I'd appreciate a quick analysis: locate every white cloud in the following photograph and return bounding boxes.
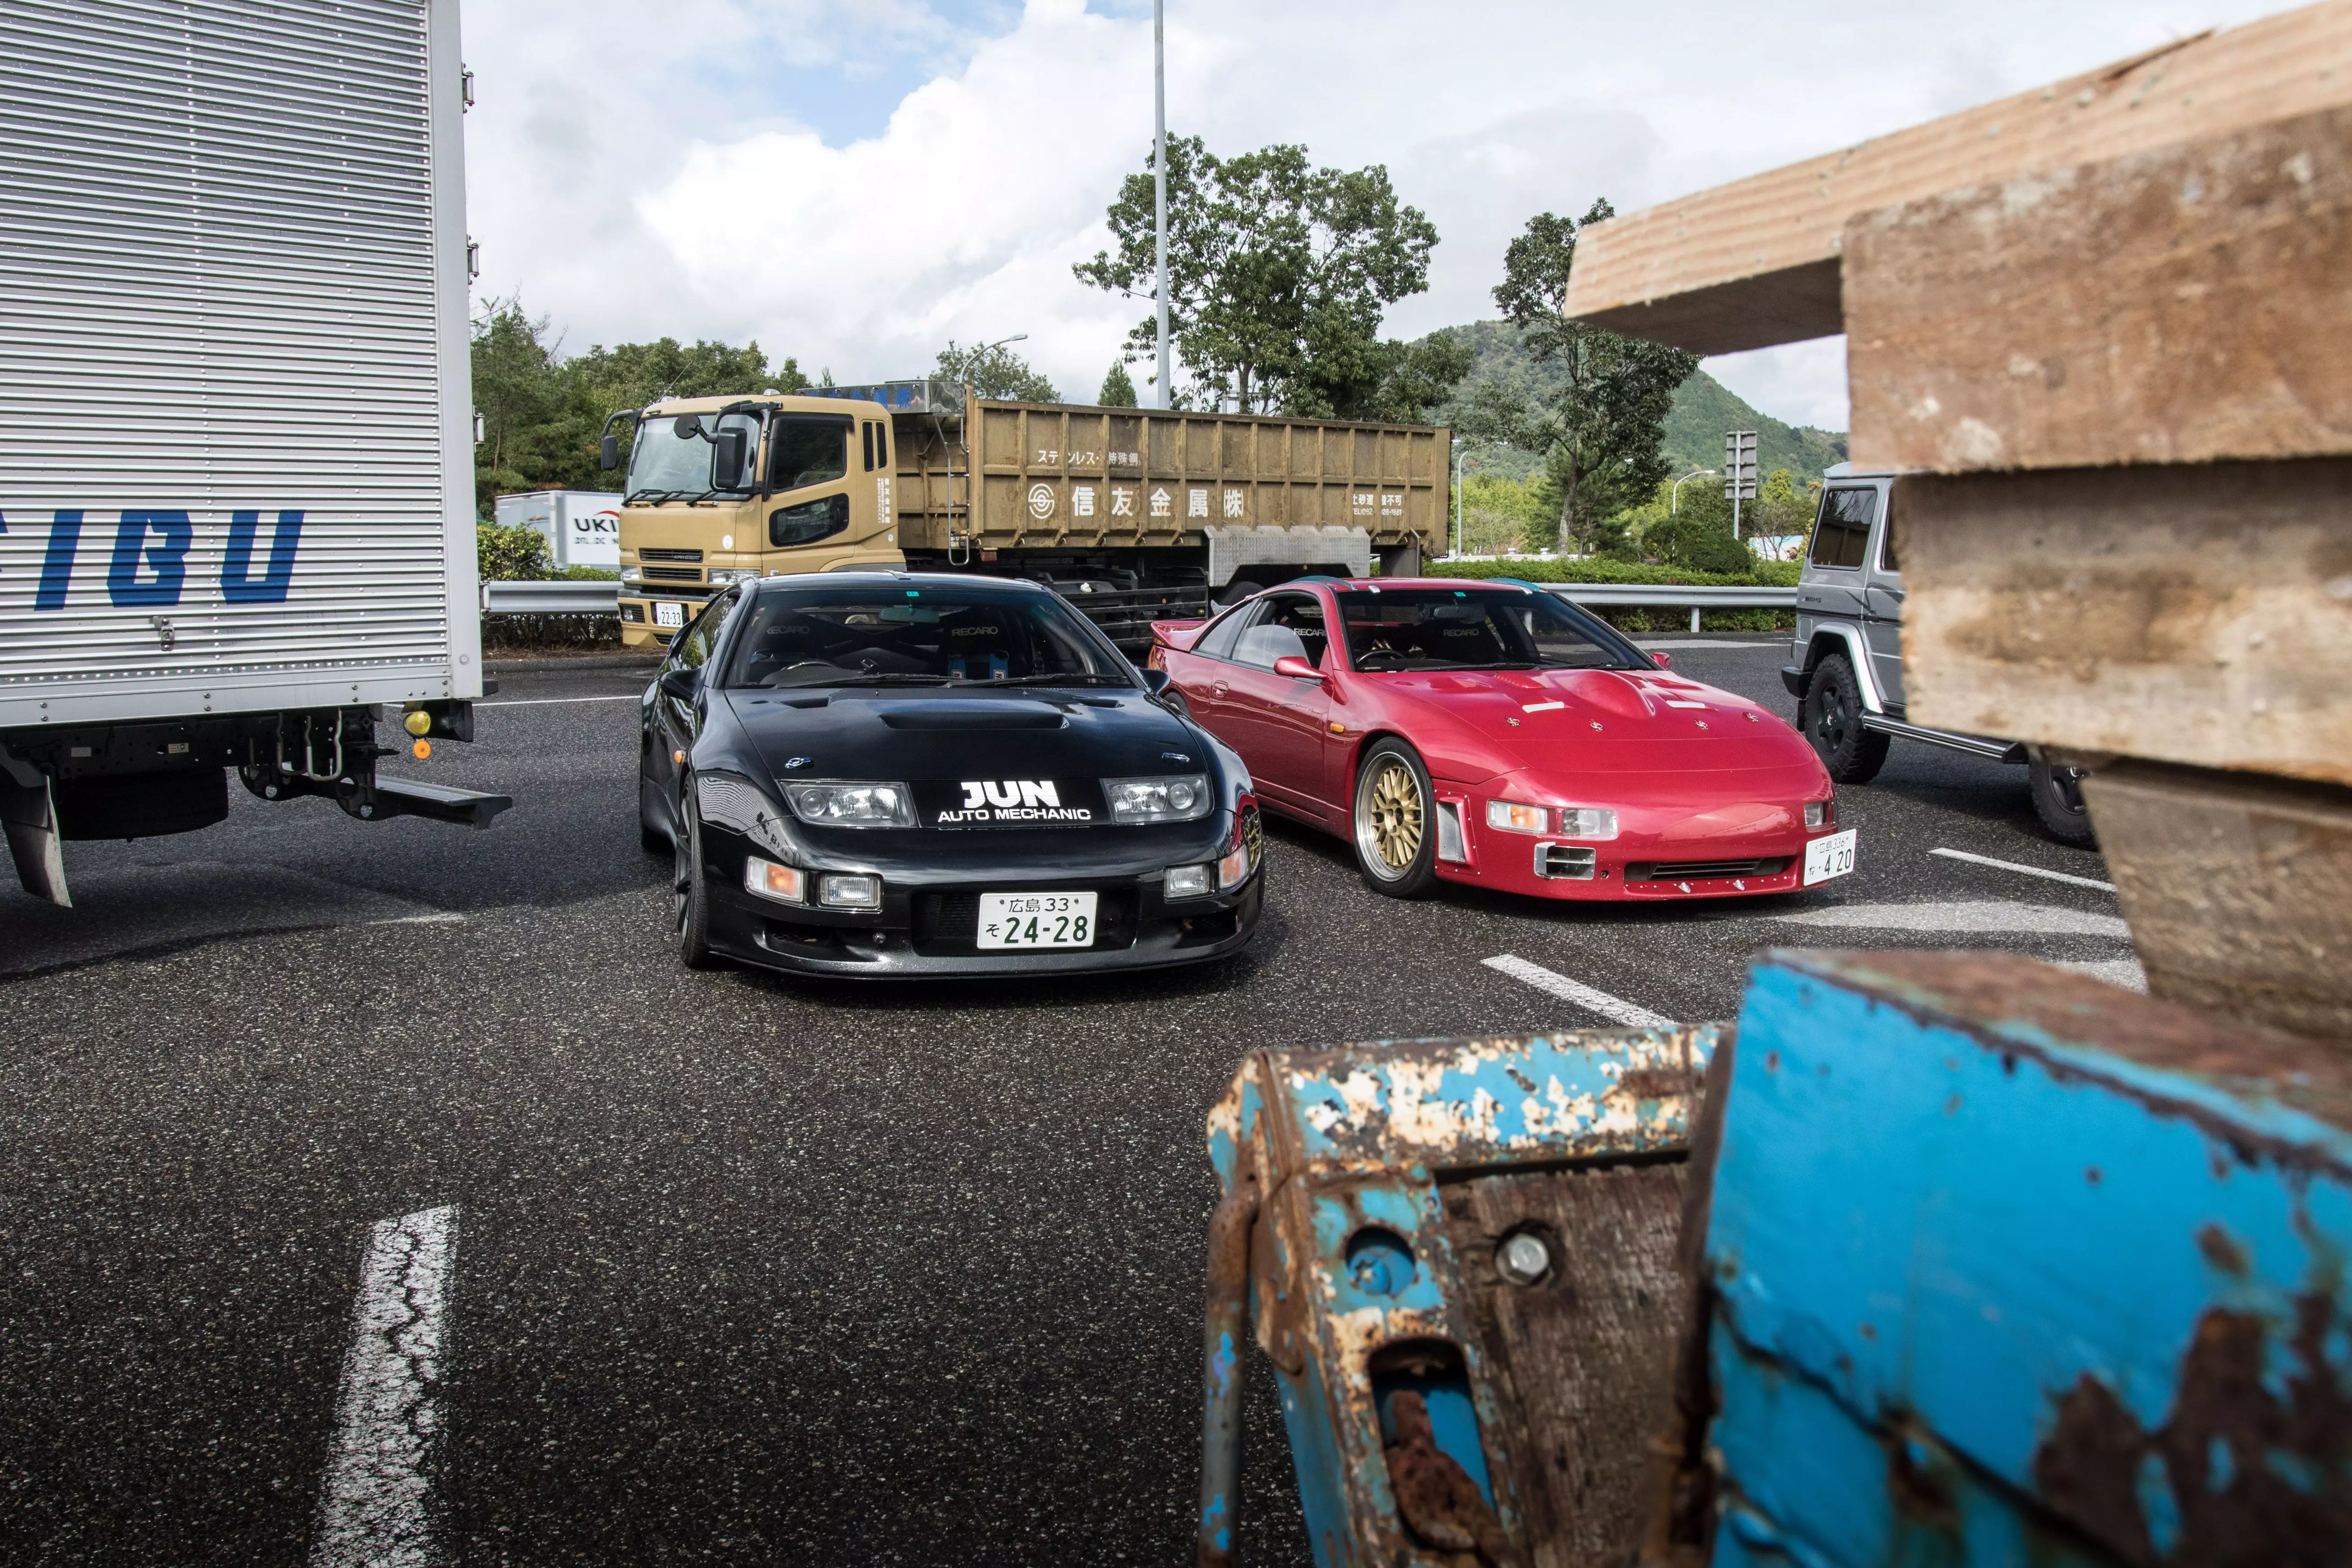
[462,0,2284,425]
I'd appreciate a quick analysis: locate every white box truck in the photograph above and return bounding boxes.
[0,0,507,907]
[495,489,623,570]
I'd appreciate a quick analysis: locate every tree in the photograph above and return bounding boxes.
[1492,203,1699,554]
[1097,361,1138,407]
[466,298,802,515]
[1074,136,1455,417]
[935,339,1059,402]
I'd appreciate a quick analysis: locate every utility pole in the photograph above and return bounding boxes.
[1724,431,1758,537]
[1153,0,1171,410]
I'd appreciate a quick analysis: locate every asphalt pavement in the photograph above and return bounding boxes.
[0,641,2127,1566]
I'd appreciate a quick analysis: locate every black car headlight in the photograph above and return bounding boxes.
[783,781,915,828]
[1103,774,1211,825]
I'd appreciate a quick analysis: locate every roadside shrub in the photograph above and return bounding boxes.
[476,519,551,582]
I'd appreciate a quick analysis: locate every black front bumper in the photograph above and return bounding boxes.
[1780,662,1808,699]
[697,824,1264,979]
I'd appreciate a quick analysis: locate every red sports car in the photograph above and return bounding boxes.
[1147,578,1851,901]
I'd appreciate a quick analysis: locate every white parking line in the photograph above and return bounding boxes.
[1483,954,1675,1029]
[312,1206,458,1568]
[476,694,639,707]
[367,913,465,926]
[1773,899,2130,939]
[2055,956,2149,993]
[1930,847,2115,892]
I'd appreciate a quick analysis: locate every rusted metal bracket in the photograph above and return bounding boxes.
[1200,1024,1719,1568]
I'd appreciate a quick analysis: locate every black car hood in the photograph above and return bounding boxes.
[724,689,1211,819]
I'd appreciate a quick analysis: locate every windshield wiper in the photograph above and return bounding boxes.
[794,672,952,687]
[990,673,1133,687]
[626,488,688,503]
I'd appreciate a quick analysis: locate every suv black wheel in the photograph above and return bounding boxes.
[1351,738,1440,898]
[1801,654,1891,785]
[672,783,717,970]
[2028,754,2097,846]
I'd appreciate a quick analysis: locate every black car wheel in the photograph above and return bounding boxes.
[672,783,717,970]
[2028,755,2098,846]
[1801,654,1891,785]
[1352,738,1439,898]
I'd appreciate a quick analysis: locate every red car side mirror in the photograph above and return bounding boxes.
[1651,651,1674,670]
[1273,655,1322,681]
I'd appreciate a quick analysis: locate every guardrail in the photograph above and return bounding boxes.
[1539,580,1796,633]
[482,580,620,615]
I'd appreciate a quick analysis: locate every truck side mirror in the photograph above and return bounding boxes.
[599,433,619,471]
[714,428,747,490]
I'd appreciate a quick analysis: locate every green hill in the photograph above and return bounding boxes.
[1430,320,1847,483]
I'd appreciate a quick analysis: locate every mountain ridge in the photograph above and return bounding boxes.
[1429,320,1847,484]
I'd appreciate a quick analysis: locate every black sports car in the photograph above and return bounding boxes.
[639,573,1264,977]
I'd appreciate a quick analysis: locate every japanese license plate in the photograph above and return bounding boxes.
[653,601,685,628]
[977,891,1098,949]
[1803,829,1858,886]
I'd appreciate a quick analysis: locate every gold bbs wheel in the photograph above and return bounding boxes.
[1352,740,1436,896]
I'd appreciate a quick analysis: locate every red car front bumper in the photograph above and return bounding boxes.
[1429,779,1842,901]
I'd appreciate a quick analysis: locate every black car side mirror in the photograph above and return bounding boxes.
[598,432,620,471]
[659,666,699,701]
[1141,668,1172,697]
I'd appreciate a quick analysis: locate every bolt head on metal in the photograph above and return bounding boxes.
[1497,1232,1550,1286]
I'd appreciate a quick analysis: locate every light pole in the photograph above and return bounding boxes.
[984,333,1028,353]
[1152,0,1171,411]
[1450,439,1468,559]
[1672,467,1715,514]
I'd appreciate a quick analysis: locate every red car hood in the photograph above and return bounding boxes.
[1376,667,1822,786]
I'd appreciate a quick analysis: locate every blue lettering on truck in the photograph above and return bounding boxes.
[6,509,305,608]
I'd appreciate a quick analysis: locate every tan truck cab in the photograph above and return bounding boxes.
[611,393,904,649]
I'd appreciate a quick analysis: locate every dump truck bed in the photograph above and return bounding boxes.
[891,396,1448,565]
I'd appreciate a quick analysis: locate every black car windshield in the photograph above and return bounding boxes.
[1337,589,1644,672]
[722,586,1132,689]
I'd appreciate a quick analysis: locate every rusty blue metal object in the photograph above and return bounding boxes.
[1200,1025,1719,1568]
[1703,949,2352,1567]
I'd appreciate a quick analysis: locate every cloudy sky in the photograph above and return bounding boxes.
[458,0,2280,431]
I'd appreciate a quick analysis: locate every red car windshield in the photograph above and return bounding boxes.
[1337,590,1642,672]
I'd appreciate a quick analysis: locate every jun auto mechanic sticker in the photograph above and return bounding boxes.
[923,779,1097,826]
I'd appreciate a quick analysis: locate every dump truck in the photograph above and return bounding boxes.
[605,380,1449,651]
[0,0,506,908]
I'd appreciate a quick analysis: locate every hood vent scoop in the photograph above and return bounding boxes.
[875,702,1068,732]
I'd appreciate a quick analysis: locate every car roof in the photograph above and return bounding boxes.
[748,571,1052,593]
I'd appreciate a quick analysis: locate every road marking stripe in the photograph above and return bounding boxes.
[312,1205,457,1568]
[1774,899,2130,939]
[2054,956,2148,993]
[1483,954,1675,1029]
[476,694,639,707]
[1930,847,2115,892]
[367,913,465,926]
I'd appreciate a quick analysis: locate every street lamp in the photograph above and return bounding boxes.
[985,333,1028,352]
[1451,438,1468,559]
[1672,467,1715,514]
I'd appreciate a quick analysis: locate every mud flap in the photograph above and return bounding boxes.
[3,776,69,907]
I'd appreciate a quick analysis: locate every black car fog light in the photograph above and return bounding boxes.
[1165,863,1212,899]
[819,873,881,910]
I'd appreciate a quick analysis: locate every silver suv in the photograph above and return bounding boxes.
[1779,466,2092,843]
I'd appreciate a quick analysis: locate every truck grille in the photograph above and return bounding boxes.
[1624,857,1791,882]
[639,566,702,582]
[638,548,703,563]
